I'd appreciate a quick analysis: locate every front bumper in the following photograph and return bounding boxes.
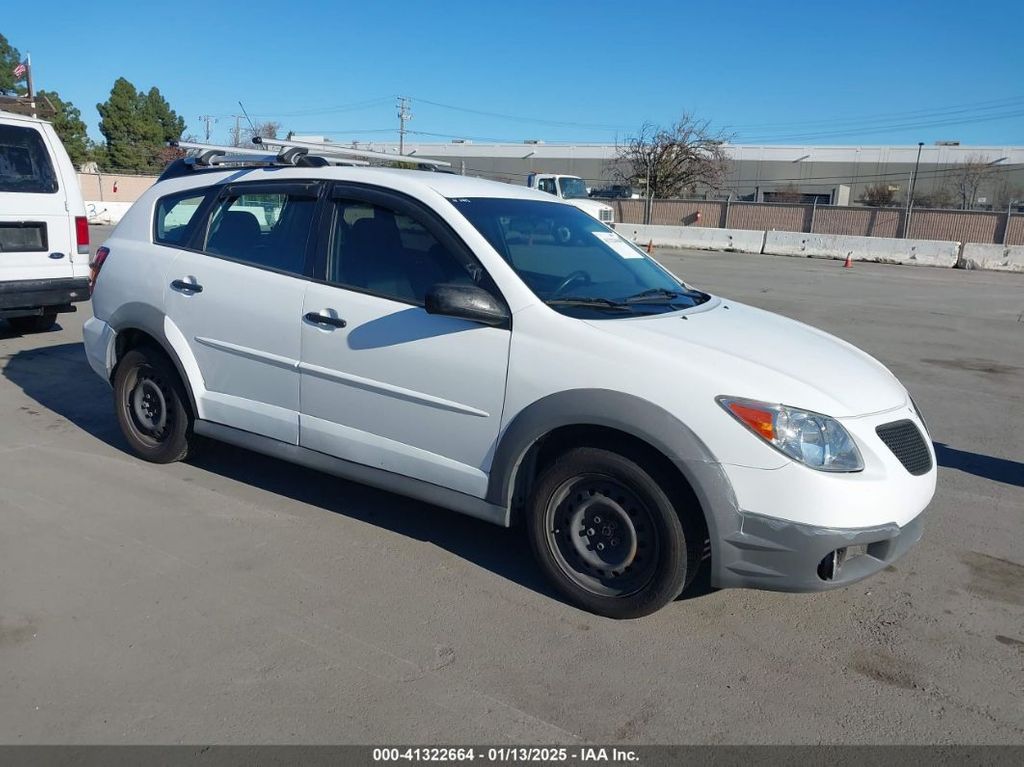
[0,277,90,319]
[712,509,924,591]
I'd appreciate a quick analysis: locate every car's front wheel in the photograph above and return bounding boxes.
[113,346,194,464]
[526,447,700,619]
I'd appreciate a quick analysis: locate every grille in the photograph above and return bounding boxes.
[599,209,613,222]
[876,420,932,476]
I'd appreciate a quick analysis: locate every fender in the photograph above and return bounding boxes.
[106,301,206,419]
[486,389,740,564]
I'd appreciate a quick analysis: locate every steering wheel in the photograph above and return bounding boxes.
[553,270,591,296]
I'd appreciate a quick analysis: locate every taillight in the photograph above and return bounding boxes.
[89,246,109,295]
[75,216,90,255]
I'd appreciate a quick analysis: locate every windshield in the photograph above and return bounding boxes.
[557,177,589,199]
[450,198,709,318]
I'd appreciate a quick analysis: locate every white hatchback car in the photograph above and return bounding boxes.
[84,150,935,618]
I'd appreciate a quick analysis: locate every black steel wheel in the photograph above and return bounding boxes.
[113,346,193,463]
[527,447,698,619]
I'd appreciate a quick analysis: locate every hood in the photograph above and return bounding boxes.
[566,198,612,215]
[586,299,907,418]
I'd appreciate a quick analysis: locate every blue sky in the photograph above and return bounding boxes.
[5,0,1023,147]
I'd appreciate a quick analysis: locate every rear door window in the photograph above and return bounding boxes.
[0,124,58,194]
[201,182,320,277]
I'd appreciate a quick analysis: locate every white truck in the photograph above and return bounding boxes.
[526,173,614,225]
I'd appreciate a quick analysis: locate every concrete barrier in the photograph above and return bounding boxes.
[763,231,959,268]
[85,201,133,225]
[960,243,1024,273]
[615,223,765,254]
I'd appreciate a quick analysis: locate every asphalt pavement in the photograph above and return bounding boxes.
[1,227,1021,744]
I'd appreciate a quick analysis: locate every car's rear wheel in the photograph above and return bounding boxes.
[113,346,193,463]
[7,312,57,334]
[526,447,699,619]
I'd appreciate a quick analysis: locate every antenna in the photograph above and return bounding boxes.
[238,101,257,135]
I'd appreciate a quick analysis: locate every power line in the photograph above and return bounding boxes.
[409,96,631,132]
[723,96,1024,132]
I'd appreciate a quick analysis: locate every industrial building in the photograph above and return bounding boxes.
[295,137,1024,209]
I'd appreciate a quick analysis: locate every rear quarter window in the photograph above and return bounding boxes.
[0,124,58,194]
[154,189,208,246]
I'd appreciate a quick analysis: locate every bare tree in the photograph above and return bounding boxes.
[612,114,730,199]
[861,183,898,207]
[243,120,282,145]
[950,154,998,210]
[770,183,804,203]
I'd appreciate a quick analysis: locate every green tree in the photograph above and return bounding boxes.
[143,86,185,144]
[36,90,92,167]
[0,32,26,94]
[97,77,163,171]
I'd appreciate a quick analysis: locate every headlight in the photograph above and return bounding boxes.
[717,396,864,472]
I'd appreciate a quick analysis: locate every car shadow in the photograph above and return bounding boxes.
[2,341,558,605]
[5,341,719,611]
[2,341,126,449]
[933,442,1024,488]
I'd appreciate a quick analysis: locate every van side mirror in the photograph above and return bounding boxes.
[425,284,510,327]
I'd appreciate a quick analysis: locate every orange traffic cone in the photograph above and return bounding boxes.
[646,239,654,254]
[843,253,853,268]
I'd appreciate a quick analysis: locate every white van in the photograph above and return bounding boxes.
[0,110,91,333]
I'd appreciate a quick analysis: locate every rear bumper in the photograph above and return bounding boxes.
[0,277,90,318]
[712,509,925,591]
[82,316,117,383]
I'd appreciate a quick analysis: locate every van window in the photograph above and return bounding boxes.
[0,124,58,194]
[155,190,208,246]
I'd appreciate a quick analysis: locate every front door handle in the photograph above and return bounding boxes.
[171,279,203,293]
[304,311,347,328]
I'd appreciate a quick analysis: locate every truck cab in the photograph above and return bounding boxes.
[526,173,614,225]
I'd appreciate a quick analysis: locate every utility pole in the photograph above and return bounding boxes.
[230,115,243,147]
[397,96,411,155]
[199,115,217,142]
[903,141,924,238]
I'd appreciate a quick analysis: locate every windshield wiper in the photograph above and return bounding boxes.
[623,287,690,304]
[544,296,632,312]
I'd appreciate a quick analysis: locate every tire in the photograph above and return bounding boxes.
[526,447,701,619]
[8,312,57,334]
[113,346,194,464]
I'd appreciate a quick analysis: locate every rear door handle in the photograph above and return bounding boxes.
[171,279,203,293]
[304,311,347,328]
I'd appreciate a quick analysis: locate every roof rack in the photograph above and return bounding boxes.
[252,136,451,168]
[159,137,452,181]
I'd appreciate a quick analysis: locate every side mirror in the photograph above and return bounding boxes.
[425,284,510,327]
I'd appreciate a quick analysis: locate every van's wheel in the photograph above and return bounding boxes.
[526,447,699,619]
[8,313,57,333]
[113,346,193,464]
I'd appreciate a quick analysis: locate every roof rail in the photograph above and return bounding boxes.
[252,136,451,168]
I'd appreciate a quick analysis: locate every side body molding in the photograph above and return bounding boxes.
[486,389,740,563]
